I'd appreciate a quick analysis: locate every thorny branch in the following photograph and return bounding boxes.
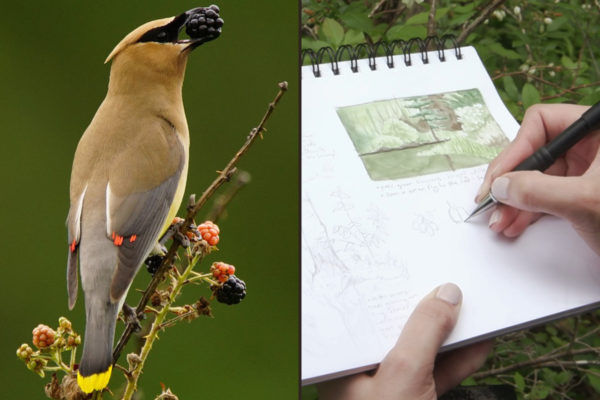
[112,81,288,366]
[205,170,251,223]
[472,347,600,380]
[426,0,437,37]
[456,0,507,44]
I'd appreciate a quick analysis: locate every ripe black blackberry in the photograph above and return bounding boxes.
[214,275,246,305]
[145,254,164,276]
[186,5,224,40]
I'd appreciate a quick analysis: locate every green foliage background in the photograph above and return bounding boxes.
[302,0,600,118]
[0,1,298,399]
[302,1,600,399]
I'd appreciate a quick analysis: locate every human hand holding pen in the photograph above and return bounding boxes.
[475,103,600,256]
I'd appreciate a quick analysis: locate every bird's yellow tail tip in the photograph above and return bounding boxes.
[77,365,112,394]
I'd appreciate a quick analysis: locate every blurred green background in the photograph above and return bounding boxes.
[0,1,298,399]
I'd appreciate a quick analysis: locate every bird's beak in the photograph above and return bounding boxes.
[137,5,223,52]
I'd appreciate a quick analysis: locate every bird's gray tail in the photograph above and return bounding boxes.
[77,296,118,393]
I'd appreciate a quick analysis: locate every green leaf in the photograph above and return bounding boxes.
[579,91,600,105]
[404,8,449,25]
[447,12,473,26]
[340,2,373,32]
[461,376,477,386]
[555,370,571,385]
[502,76,519,101]
[530,382,551,399]
[386,24,427,41]
[342,29,365,46]
[482,376,502,385]
[547,16,569,32]
[561,55,577,69]
[453,3,476,13]
[434,7,450,21]
[405,11,429,25]
[550,335,567,346]
[506,100,521,119]
[320,18,345,47]
[514,371,525,392]
[533,332,548,344]
[487,42,521,60]
[542,368,557,385]
[367,23,389,43]
[587,368,600,393]
[448,3,476,26]
[522,83,540,109]
[545,326,558,336]
[301,38,333,53]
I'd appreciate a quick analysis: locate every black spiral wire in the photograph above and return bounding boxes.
[301,34,462,77]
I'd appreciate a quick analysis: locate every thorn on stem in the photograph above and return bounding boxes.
[187,194,196,210]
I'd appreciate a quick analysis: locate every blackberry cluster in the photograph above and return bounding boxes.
[186,5,224,40]
[145,254,164,276]
[214,275,246,305]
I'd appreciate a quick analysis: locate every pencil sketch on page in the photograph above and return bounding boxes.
[302,188,416,360]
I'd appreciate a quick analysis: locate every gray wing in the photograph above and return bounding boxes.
[107,167,183,303]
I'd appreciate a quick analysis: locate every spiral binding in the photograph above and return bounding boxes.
[301,34,462,78]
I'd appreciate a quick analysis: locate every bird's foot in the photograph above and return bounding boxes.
[122,304,142,332]
[173,231,190,248]
[158,217,185,246]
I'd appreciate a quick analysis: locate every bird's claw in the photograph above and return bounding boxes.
[122,304,142,332]
[174,231,190,248]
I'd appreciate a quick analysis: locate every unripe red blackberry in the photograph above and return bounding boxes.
[198,221,220,246]
[32,324,56,349]
[213,275,246,305]
[210,261,235,283]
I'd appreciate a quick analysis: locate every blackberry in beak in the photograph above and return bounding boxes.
[137,5,223,51]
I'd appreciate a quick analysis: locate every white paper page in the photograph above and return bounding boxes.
[301,46,600,384]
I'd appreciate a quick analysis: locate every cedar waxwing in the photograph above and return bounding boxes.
[66,7,223,394]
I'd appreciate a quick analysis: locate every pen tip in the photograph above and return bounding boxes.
[464,194,496,222]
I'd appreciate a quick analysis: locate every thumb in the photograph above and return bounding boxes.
[491,171,582,220]
[377,283,462,382]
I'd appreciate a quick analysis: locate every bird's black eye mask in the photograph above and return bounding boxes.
[137,5,223,51]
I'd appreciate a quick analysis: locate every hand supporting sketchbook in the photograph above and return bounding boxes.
[301,38,600,385]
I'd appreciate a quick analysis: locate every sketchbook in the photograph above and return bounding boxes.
[301,38,600,385]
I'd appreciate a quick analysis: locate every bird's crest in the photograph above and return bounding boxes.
[105,17,174,64]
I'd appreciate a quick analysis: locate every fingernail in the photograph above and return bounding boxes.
[436,283,462,305]
[491,176,510,202]
[488,209,501,230]
[475,184,486,203]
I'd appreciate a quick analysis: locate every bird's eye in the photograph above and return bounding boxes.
[137,26,178,44]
